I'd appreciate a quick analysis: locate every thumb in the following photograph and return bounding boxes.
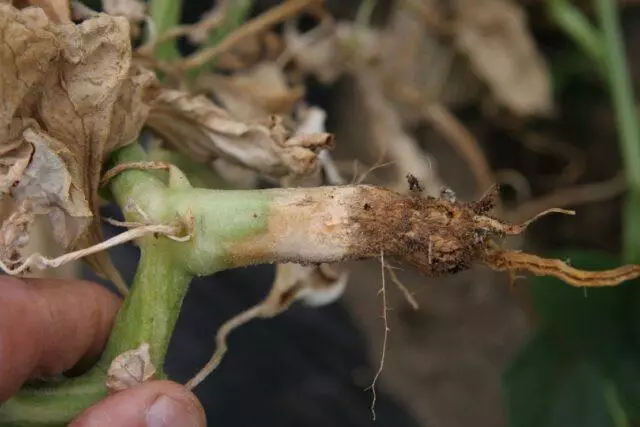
[70,380,206,427]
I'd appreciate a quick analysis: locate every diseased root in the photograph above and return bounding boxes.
[484,249,640,287]
[473,207,575,236]
[386,264,419,310]
[368,248,390,421]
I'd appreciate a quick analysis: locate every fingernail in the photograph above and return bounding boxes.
[147,395,199,427]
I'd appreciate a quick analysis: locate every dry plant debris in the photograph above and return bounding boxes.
[455,0,552,116]
[106,343,156,393]
[147,89,333,178]
[0,4,159,290]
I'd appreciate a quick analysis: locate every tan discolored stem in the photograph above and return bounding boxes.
[226,184,500,275]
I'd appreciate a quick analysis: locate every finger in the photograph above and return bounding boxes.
[0,276,120,402]
[69,380,206,427]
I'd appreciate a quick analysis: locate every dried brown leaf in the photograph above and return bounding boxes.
[379,1,482,123]
[0,7,59,143]
[283,19,347,84]
[454,0,552,116]
[0,124,34,193]
[15,0,71,23]
[102,0,145,22]
[0,4,158,284]
[16,127,92,246]
[293,263,349,307]
[195,62,305,121]
[0,200,35,269]
[147,90,332,177]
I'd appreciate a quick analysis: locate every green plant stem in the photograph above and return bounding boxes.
[150,0,182,61]
[0,246,191,427]
[548,0,606,70]
[595,0,640,263]
[0,146,198,426]
[596,0,640,193]
[99,244,191,375]
[0,372,106,427]
[355,0,378,29]
[604,381,631,427]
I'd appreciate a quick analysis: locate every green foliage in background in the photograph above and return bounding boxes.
[504,251,640,427]
[506,1,640,425]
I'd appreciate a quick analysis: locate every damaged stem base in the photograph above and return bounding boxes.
[3,145,640,426]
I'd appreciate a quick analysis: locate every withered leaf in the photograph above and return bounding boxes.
[102,0,146,22]
[283,19,348,85]
[13,0,71,23]
[16,127,92,247]
[0,122,34,193]
[378,1,482,123]
[0,200,35,270]
[147,90,332,178]
[195,62,305,121]
[0,7,58,143]
[455,0,551,116]
[0,4,158,283]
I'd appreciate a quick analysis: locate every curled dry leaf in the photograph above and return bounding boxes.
[14,0,72,23]
[0,201,35,270]
[102,0,146,39]
[0,4,158,284]
[378,0,482,123]
[292,263,349,307]
[0,126,34,194]
[106,342,156,393]
[15,127,93,246]
[283,19,348,84]
[196,62,305,121]
[147,89,333,178]
[102,0,145,22]
[454,0,552,116]
[283,19,378,84]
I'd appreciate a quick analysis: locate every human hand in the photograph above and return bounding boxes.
[0,276,206,426]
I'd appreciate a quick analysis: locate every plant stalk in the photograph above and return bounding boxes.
[595,0,640,263]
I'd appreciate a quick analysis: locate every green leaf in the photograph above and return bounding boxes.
[623,191,640,264]
[150,0,182,61]
[504,249,640,426]
[546,0,605,71]
[504,330,625,427]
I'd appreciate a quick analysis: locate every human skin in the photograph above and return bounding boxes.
[0,276,206,427]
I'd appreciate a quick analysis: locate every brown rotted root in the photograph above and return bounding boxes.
[377,180,639,287]
[481,248,640,287]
